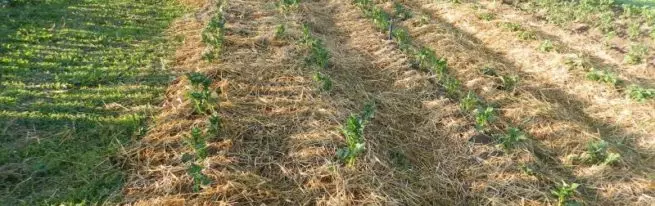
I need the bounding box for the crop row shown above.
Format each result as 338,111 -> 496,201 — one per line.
351,1 -> 623,205
182,0 -> 227,192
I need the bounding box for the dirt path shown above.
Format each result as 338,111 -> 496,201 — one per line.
122,0 -> 477,204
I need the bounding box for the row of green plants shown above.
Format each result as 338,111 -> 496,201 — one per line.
564,55 -> 655,102
182,1 -> 227,191
486,14 -> 654,102
352,1 -> 627,204
513,0 -> 655,42
201,1 -> 227,62
301,25 -> 333,91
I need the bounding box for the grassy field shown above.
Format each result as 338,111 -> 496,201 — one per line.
0,0 -> 184,204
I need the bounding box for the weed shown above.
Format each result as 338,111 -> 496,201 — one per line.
418,14 -> 429,26
624,44 -> 648,64
496,127 -> 527,150
313,72 -> 333,91
499,22 -> 523,32
393,2 -> 412,21
585,140 -> 621,165
627,22 -> 641,40
337,103 -> 376,167
460,91 -> 480,112
480,66 -> 498,76
274,24 -> 286,39
538,40 -> 554,52
551,181 -> 580,206
276,0 -> 300,12
443,76 -> 461,98
477,12 -> 495,21
474,106 -> 496,131
392,28 -> 412,51
585,68 -> 619,86
627,85 -> 655,102
517,30 -> 537,40
519,164 -> 537,176
499,75 -> 519,91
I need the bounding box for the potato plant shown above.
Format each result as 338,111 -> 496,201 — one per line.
337,103 -> 376,167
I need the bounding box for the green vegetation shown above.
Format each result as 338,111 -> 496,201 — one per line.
275,24 -> 286,39
337,103 -> 376,167
551,181 -> 580,206
499,75 -> 519,91
0,0 -> 184,204
460,91 -> 480,112
313,72 -> 333,91
276,0 -> 300,12
627,84 -> 655,101
477,12 -> 495,21
515,0 -> 655,40
201,5 -> 227,62
186,72 -> 217,114
393,2 -> 413,21
474,106 -> 496,131
496,127 -> 527,150
586,68 -> 619,86
182,127 -> 212,192
499,22 -> 523,32
538,40 -> 555,52
624,44 -> 648,64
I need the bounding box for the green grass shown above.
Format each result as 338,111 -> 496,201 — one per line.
0,0 -> 184,204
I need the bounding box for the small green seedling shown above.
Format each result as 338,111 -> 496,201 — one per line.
392,28 -> 412,51
477,12 -> 495,21
313,72 -> 333,91
627,85 -> 655,102
185,127 -> 208,160
499,75 -> 519,91
188,163 -> 212,192
393,2 -> 412,21
627,22 -> 641,40
496,127 -> 527,150
208,113 -> 221,136
201,13 -> 226,61
538,40 -> 554,52
518,30 -> 537,40
460,91 -> 480,112
585,68 -> 619,86
480,66 -> 498,76
274,24 -> 285,39
443,76 -> 461,98
186,72 -> 216,114
585,140 -> 621,165
551,181 -> 580,206
370,6 -> 391,31
474,106 -> 496,131
276,0 -> 300,12
337,103 -> 376,167
624,44 -> 647,65
499,22 -> 523,32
